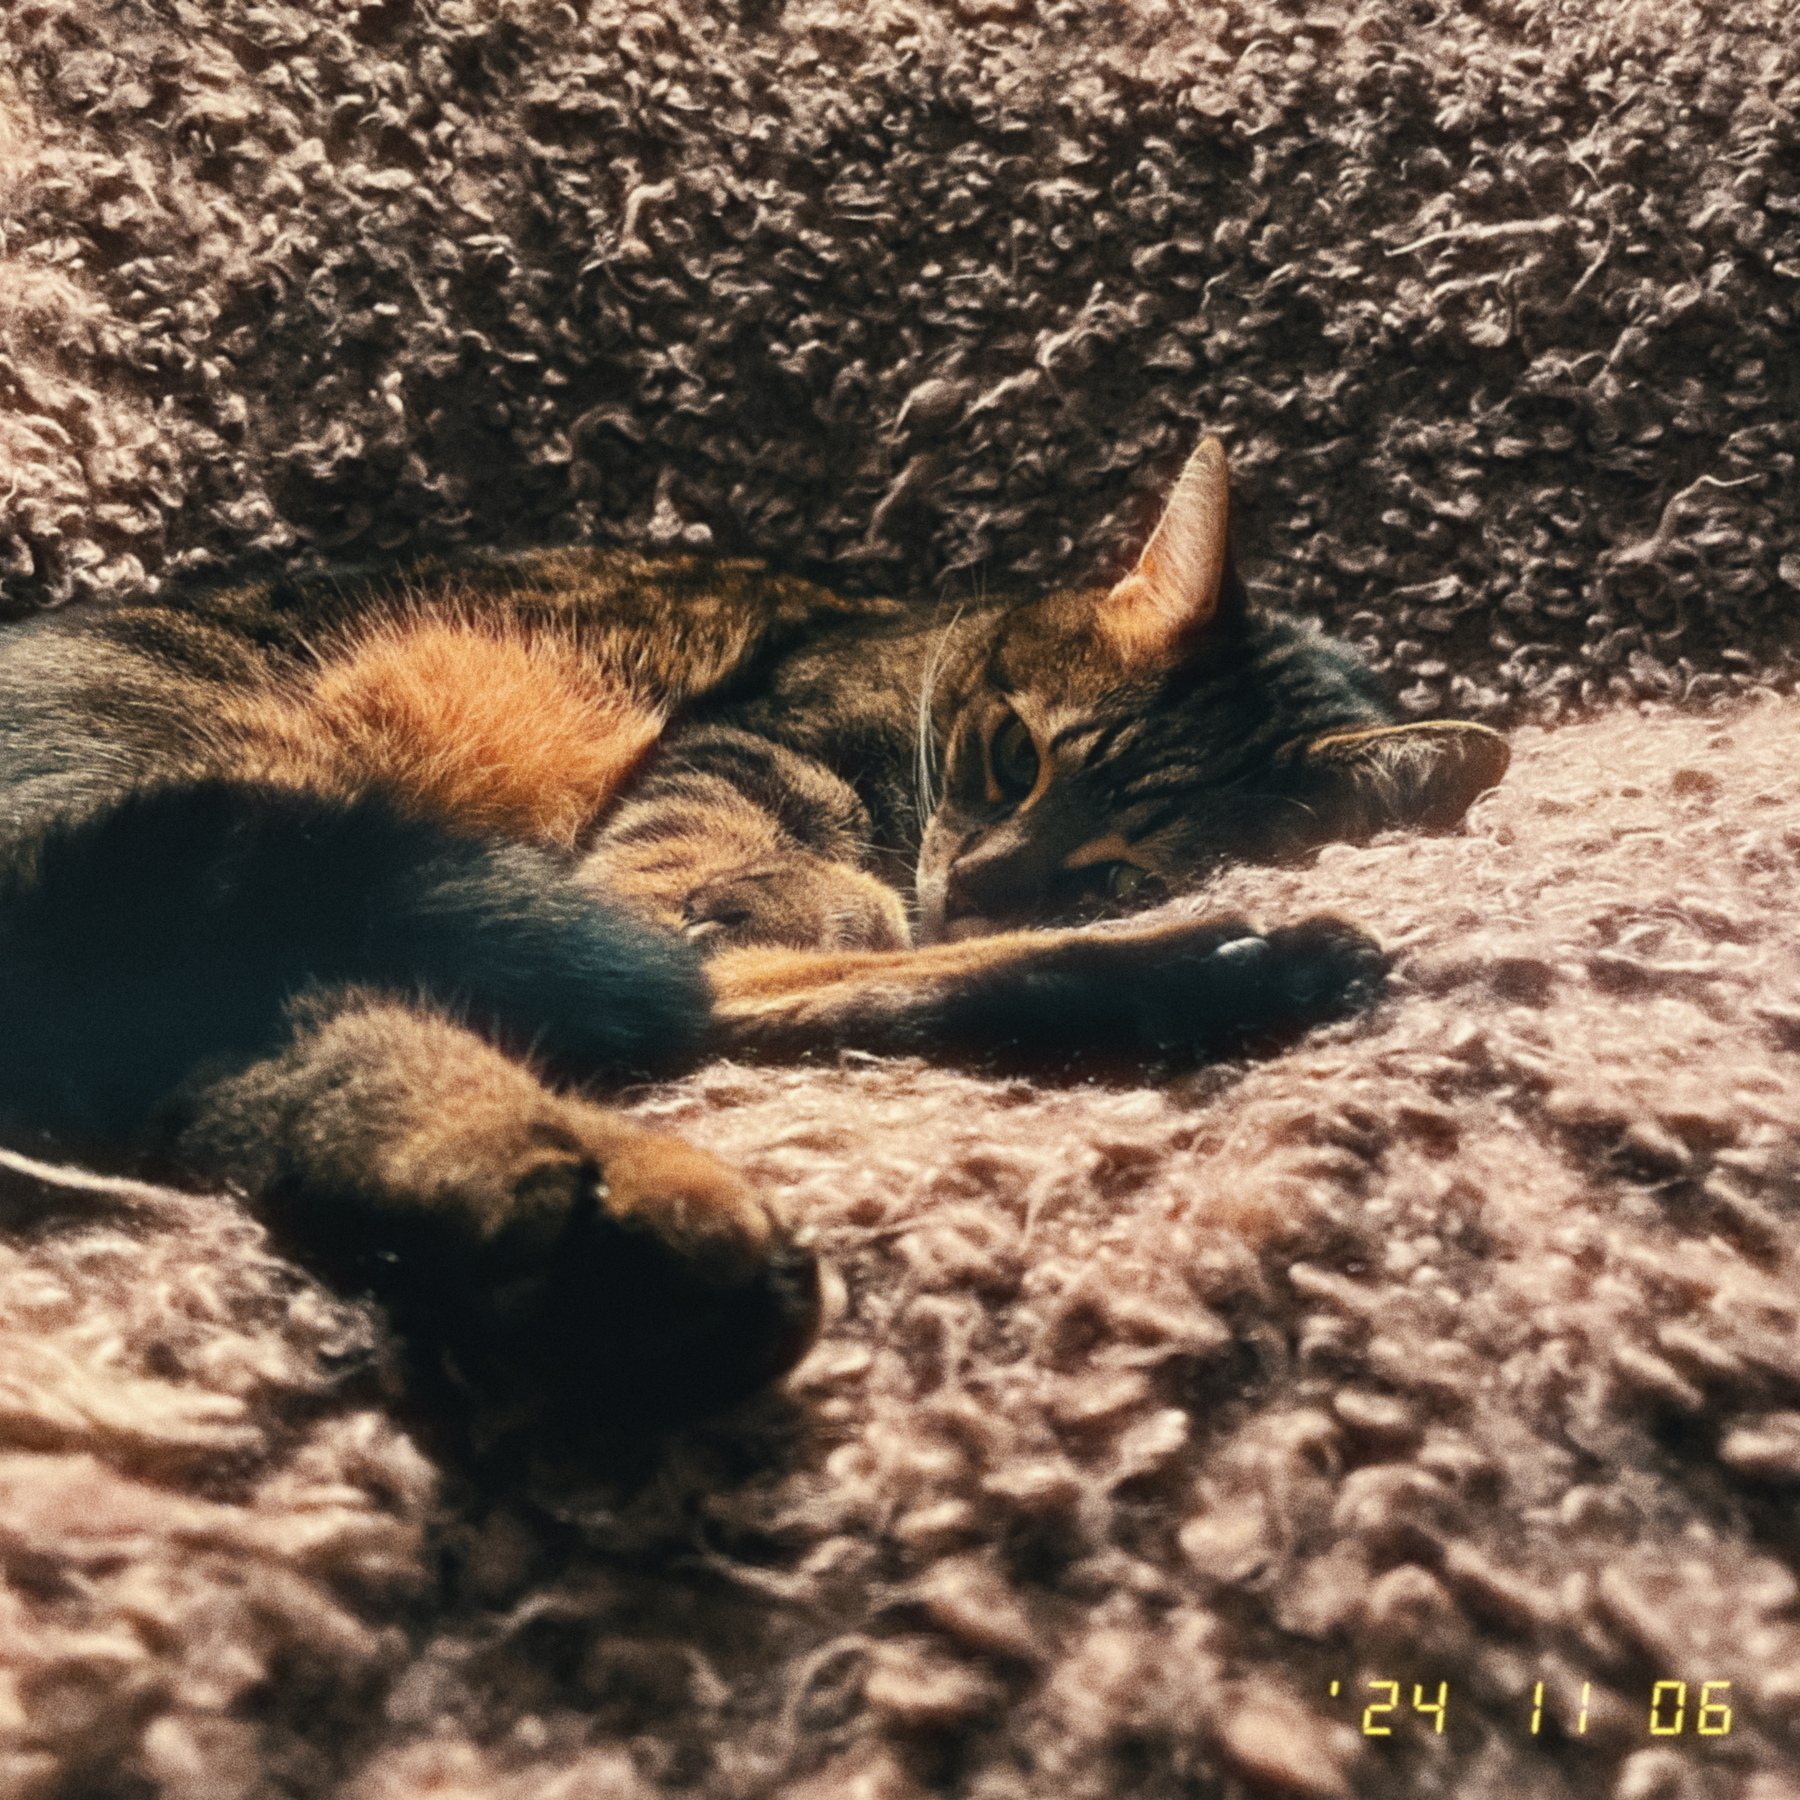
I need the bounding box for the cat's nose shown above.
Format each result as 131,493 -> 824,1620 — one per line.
941,862 -> 983,922
940,897 -> 997,940
943,854 -> 1009,923
943,831 -> 1036,926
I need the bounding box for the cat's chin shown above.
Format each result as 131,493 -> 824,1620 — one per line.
938,911 -> 1027,943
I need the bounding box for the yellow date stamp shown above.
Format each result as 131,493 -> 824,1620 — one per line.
1327,1677 -> 1734,1738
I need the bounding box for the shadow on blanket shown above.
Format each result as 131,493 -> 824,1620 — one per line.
5,695 -> 1800,1798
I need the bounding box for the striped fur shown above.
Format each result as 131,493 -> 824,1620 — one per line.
0,443 -> 1505,1436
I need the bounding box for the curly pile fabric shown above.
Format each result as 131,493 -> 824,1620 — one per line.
3,1 -> 1800,1796
4,0 -> 1799,712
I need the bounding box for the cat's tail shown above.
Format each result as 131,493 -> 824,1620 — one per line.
0,777 -> 708,1142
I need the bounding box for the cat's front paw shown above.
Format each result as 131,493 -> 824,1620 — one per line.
704,910 -> 1387,1070
680,854 -> 911,953
1157,912 -> 1387,1050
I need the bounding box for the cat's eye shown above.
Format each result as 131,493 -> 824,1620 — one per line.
1098,862 -> 1162,906
1106,862 -> 1146,902
990,713 -> 1040,801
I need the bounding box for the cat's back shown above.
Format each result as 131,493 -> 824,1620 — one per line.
0,601 -> 240,834
0,548 -> 904,842
0,569 -> 358,835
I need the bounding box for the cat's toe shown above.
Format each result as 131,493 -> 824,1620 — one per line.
1169,914 -> 1385,1051
1206,933 -> 1273,972
586,1125 -> 781,1286
1262,915 -> 1388,1015
388,1116 -> 822,1437
516,1155 -> 822,1430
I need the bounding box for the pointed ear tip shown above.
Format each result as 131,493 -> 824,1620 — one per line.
1102,569 -> 1149,608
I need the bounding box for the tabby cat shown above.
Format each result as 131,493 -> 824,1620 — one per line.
0,439 -> 1505,1435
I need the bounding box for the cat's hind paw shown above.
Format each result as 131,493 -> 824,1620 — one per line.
502,1114 -> 825,1430
392,1110 -> 825,1438
181,997 -> 822,1442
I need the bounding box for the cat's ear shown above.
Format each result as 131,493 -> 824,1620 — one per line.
1297,721 -> 1511,833
1097,436 -> 1235,669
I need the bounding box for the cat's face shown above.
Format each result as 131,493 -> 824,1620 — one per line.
914,439 -> 1509,944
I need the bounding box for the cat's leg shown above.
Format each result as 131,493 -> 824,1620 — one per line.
703,911 -> 1385,1067
0,777 -> 819,1429
178,988 -> 821,1430
580,726 -> 912,952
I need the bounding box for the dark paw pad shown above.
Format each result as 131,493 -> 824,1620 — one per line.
1180,915 -> 1385,1049
530,1196 -> 824,1428
1263,916 -> 1388,1014
369,1136 -> 822,1445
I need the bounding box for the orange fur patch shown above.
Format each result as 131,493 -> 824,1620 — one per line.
226,619 -> 664,848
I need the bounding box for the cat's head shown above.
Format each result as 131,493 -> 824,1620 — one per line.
915,437 -> 1508,943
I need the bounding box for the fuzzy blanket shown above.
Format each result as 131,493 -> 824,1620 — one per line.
3,2 -> 1800,1797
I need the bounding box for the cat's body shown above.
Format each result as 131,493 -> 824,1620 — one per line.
0,440 -> 1507,1436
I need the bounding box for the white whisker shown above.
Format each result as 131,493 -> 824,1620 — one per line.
913,603 -> 965,839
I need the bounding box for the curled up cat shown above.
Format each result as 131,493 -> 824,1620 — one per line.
0,438 -> 1507,1441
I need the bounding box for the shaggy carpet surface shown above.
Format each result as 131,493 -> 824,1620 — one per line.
3,1 -> 1800,1798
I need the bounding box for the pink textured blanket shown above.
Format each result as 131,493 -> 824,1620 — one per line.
8,697 -> 1800,1798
